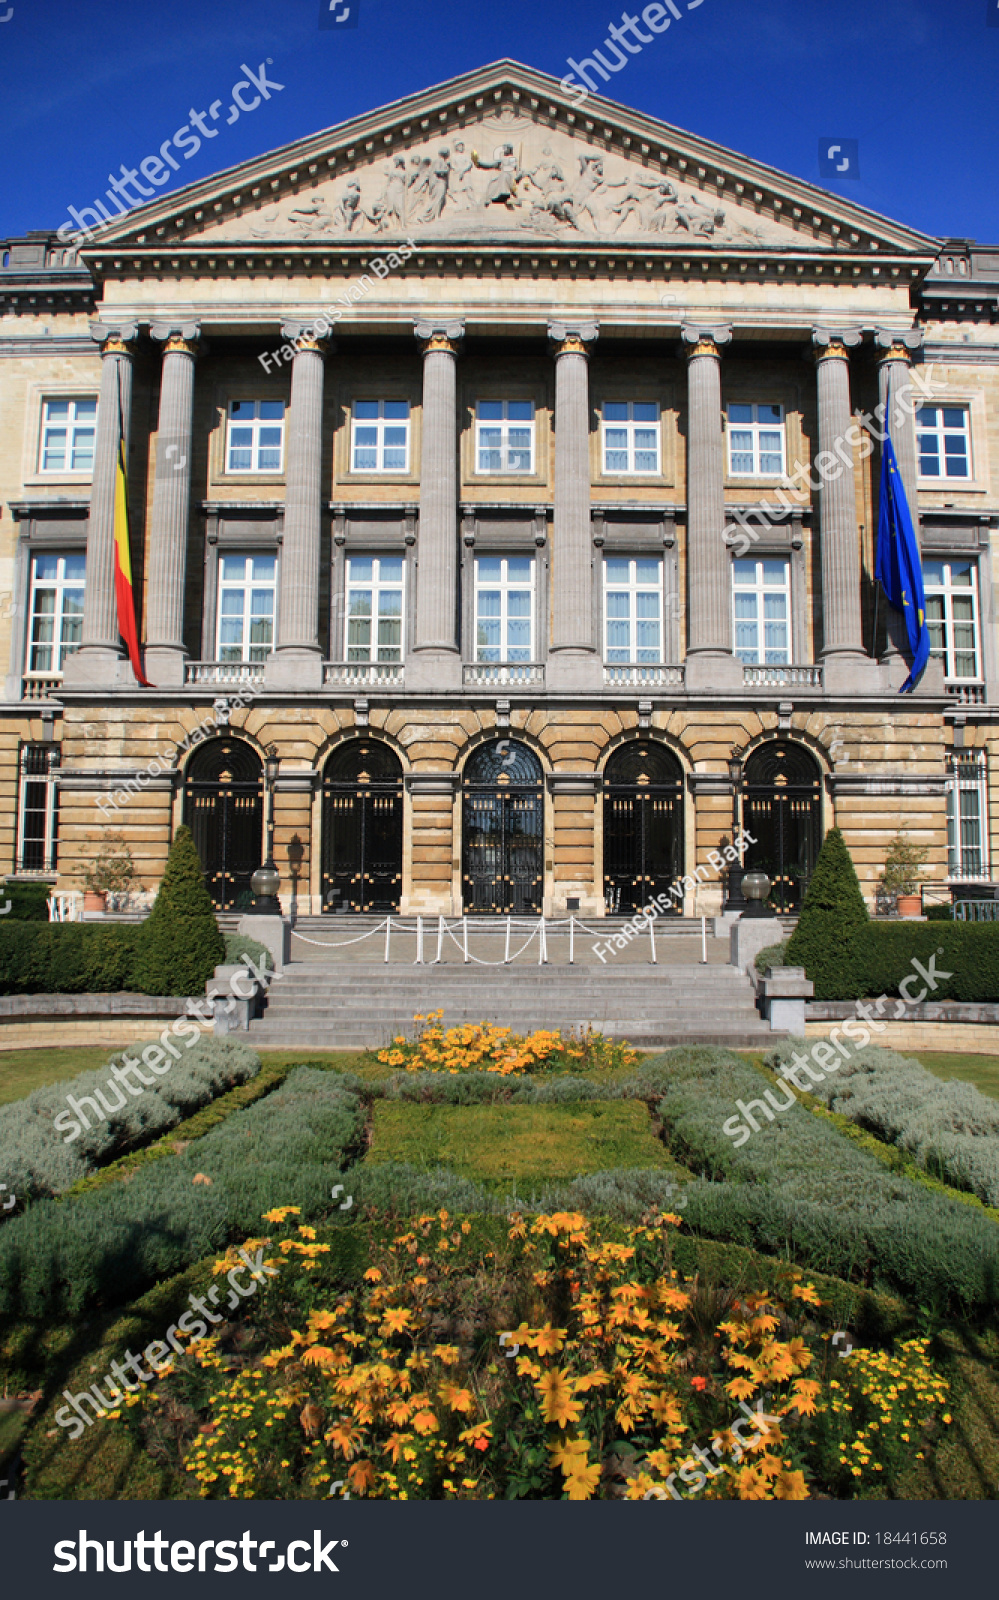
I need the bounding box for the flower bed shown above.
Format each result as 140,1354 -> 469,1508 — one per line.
377,1012 -> 638,1075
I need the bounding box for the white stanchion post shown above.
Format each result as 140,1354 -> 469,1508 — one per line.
701,914 -> 708,964
436,914 -> 444,965
384,916 -> 391,963
539,916 -> 547,964
416,915 -> 423,965
569,916 -> 575,965
504,915 -> 511,965
649,910 -> 657,966
463,917 -> 469,964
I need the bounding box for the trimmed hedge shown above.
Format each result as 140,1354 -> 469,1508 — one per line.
132,826 -> 225,997
1,883 -> 52,921
786,918 -> 999,1001
0,922 -> 146,995
0,1037 -> 261,1202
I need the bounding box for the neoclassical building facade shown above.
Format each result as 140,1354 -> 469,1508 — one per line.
1,61 -> 997,917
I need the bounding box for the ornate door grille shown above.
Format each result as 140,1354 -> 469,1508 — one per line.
322,739 -> 403,913
603,741 -> 684,913
462,740 -> 543,914
742,742 -> 821,913
183,739 -> 263,910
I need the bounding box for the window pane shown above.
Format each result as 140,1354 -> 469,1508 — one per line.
635,559 -> 661,586
606,593 -> 630,618
478,401 -> 504,420
220,556 -> 246,581
253,556 -> 276,582
507,401 -> 533,420
354,400 -> 379,418
259,401 -> 284,420
384,400 -> 409,419
347,558 -> 373,583
70,430 -> 95,470
477,592 -> 501,617
728,403 -> 753,423
477,557 -> 501,582
922,560 -> 944,587
605,559 -> 630,584
942,408 -> 966,428
604,402 -> 629,421
379,557 -> 404,583
762,559 -> 787,585
733,559 -> 756,585
606,450 -> 629,472
633,402 -> 658,422
760,404 -> 782,423
506,558 -> 532,583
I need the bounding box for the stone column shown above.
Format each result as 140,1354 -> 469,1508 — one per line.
409,319 -> 463,691
682,324 -> 741,691
145,321 -> 201,686
266,324 -> 331,691
811,327 -> 874,692
61,321 -> 138,687
875,330 -> 940,691
548,321 -> 600,691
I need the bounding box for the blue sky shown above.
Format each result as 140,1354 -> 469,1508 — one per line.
2,0 -> 996,244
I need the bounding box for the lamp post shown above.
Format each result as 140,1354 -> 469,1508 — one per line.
726,755 -> 747,909
250,747 -> 281,914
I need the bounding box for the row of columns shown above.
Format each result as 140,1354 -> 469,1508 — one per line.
61,316 -> 925,694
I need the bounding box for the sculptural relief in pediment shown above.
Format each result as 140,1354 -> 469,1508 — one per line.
201,118 -> 818,248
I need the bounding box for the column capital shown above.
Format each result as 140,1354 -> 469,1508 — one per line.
812,326 -> 863,361
548,321 -> 599,357
150,320 -> 203,357
89,320 -> 139,355
875,328 -> 923,364
280,321 -> 334,355
414,318 -> 465,355
680,323 -> 732,359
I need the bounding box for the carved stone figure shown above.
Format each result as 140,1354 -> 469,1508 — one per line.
371,155 -> 408,231
449,141 -> 477,210
415,147 -> 451,223
604,174 -> 678,233
572,155 -> 608,232
336,180 -> 368,233
673,192 -> 727,237
472,143 -> 524,207
287,194 -> 335,233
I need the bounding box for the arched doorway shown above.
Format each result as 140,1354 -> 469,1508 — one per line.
462,740 -> 543,914
742,742 -> 821,913
603,740 -> 684,914
321,739 -> 403,913
183,738 -> 263,910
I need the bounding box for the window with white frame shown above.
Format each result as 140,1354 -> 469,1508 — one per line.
947,752 -> 989,880
474,556 -> 534,662
226,400 -> 285,473
727,402 -> 785,477
917,406 -> 971,480
26,552 -> 85,675
603,556 -> 663,663
923,557 -> 981,681
602,402 -> 660,475
17,744 -> 58,874
217,554 -> 276,662
39,397 -> 97,474
475,401 -> 535,473
351,400 -> 410,472
733,556 -> 791,664
345,555 -> 404,662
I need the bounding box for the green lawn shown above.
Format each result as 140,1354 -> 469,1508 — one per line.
911,1053 -> 999,1100
367,1099 -> 679,1183
0,1046 -> 371,1106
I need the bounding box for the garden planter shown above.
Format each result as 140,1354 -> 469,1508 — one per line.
83,890 -> 106,914
896,893 -> 921,919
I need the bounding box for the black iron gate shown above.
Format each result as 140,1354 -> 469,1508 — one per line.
322,740 -> 403,913
603,741 -> 684,913
742,741 -> 821,913
462,740 -> 543,914
183,738 -> 263,910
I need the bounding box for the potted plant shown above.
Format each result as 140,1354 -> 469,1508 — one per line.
879,831 -> 930,919
77,833 -> 140,912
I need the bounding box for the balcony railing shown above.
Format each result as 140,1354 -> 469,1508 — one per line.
22,673 -> 63,699
463,663 -> 545,687
742,664 -> 824,689
946,682 -> 986,705
324,661 -> 405,687
603,663 -> 685,688
185,660 -> 266,687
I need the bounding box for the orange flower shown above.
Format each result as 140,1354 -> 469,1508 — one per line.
690,1376 -> 708,1392
536,1369 -> 583,1429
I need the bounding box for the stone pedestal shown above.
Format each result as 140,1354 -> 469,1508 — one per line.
758,965 -> 814,1033
730,913 -> 783,974
235,912 -> 291,973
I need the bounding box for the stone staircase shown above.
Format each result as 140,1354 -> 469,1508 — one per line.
246,958 -> 780,1050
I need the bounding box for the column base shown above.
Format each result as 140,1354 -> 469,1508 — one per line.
60,645 -> 126,688
546,648 -> 603,692
264,648 -> 324,691
684,651 -> 744,693
821,653 -> 881,695
406,648 -> 462,691
143,646 -> 188,688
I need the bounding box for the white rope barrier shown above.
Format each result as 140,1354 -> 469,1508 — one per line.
290,911 -> 704,964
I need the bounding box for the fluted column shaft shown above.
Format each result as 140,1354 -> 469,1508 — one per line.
265,325 -> 329,690
683,325 -> 732,658
146,322 -> 200,684
549,321 -> 598,658
413,320 -> 463,655
877,331 -> 924,663
813,328 -> 864,657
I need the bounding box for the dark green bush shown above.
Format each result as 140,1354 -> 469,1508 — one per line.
1,882 -> 52,920
133,825 -> 225,997
786,829 -> 869,996
0,923 -> 146,995
925,904 -> 955,922
788,919 -> 999,1001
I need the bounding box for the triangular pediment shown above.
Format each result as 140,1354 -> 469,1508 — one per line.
83,62 -> 939,262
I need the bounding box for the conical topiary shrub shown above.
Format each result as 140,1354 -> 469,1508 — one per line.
786,827 -> 869,999
134,824 -> 225,996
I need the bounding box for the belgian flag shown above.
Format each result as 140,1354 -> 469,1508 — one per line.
113,375 -> 151,687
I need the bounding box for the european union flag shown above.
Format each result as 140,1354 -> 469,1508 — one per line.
876,433 -> 930,693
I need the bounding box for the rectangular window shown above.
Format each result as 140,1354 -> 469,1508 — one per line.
603,556 -> 663,663
727,402 -> 785,477
27,552 -> 85,674
17,744 -> 58,874
346,555 -> 404,663
226,399 -> 285,473
947,753 -> 989,880
917,406 -> 971,480
733,556 -> 791,664
923,557 -> 980,680
217,553 -> 276,662
39,397 -> 97,473
602,401 -> 660,475
351,400 -> 410,473
475,400 -> 535,474
474,556 -> 535,662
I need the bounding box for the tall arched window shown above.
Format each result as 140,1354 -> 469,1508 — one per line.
603,741 -> 684,913
183,738 -> 263,910
321,739 -> 403,913
462,739 -> 543,914
742,742 -> 821,912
